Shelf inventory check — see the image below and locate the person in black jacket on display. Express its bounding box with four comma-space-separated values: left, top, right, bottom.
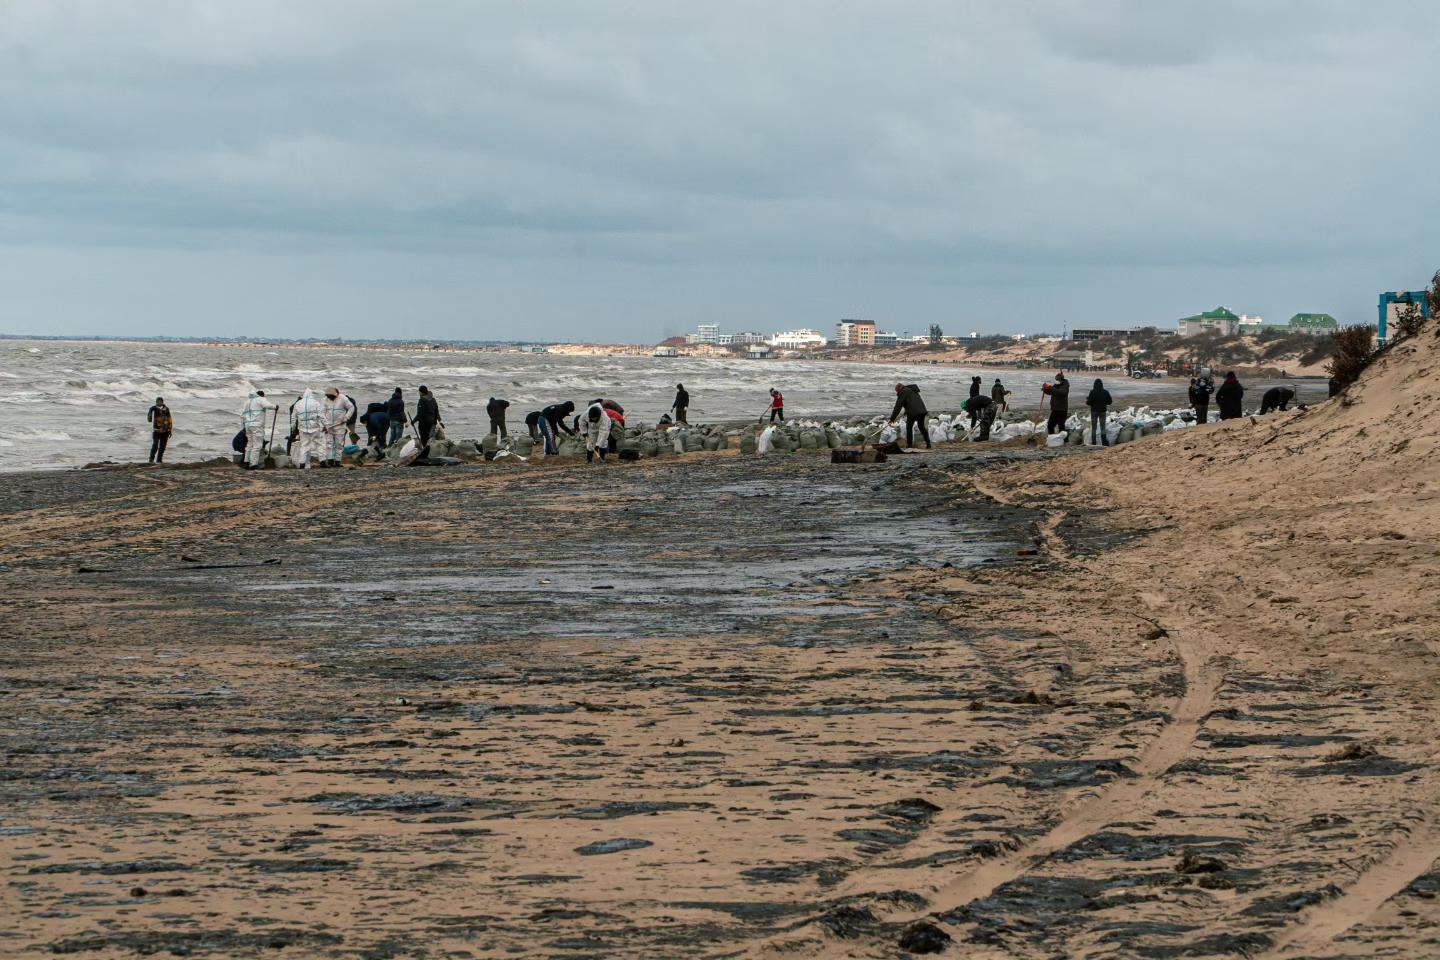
360, 402, 390, 449
487, 397, 509, 439
1085, 378, 1113, 446
967, 376, 983, 428
385, 388, 407, 446
1216, 372, 1244, 420
962, 394, 996, 440
542, 401, 577, 452
415, 385, 441, 446
888, 383, 931, 449
1259, 386, 1295, 414
1044, 372, 1070, 435
672, 384, 689, 425
1190, 376, 1214, 424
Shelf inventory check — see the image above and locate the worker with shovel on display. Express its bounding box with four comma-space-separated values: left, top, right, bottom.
888, 382, 931, 449
239, 390, 277, 470
766, 388, 785, 423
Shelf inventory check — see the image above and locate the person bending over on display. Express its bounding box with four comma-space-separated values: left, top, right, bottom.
889, 382, 931, 449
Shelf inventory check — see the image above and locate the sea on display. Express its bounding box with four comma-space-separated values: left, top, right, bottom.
0, 339, 1321, 472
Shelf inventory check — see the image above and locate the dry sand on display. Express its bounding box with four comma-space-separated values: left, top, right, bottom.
1, 325, 1437, 959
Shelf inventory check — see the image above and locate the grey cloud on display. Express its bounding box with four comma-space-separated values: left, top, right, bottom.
0, 0, 1436, 340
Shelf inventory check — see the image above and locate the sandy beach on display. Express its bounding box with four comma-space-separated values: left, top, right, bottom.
1, 326, 1437, 958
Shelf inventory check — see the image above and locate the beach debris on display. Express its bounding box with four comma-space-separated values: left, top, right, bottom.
1176, 850, 1228, 874
815, 905, 877, 938
897, 921, 952, 954
574, 838, 652, 856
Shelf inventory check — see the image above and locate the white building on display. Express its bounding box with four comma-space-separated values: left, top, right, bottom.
770, 328, 829, 349
874, 331, 900, 347
731, 331, 769, 346
686, 323, 720, 345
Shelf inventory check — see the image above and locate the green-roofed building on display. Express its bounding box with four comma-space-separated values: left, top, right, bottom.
1178, 306, 1242, 338
1288, 313, 1339, 333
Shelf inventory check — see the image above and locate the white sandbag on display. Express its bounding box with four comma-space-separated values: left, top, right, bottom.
879, 424, 899, 444
397, 439, 421, 466
1045, 432, 1067, 448
757, 426, 776, 456
929, 424, 951, 444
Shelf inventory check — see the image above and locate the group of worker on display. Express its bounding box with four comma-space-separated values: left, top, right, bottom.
151, 371, 1304, 467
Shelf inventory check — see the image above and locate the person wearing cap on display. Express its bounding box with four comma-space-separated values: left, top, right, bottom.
888, 382, 931, 449
322, 386, 355, 466
990, 378, 1010, 412
239, 390, 277, 469
146, 397, 173, 464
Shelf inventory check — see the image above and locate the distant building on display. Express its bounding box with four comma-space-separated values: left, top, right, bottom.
1378, 292, 1429, 346
1178, 307, 1242, 337
653, 346, 679, 358
686, 323, 720, 345
770, 328, 829, 349
731, 331, 769, 346
1072, 327, 1140, 342
1288, 312, 1339, 333
874, 330, 900, 347
746, 344, 772, 359
836, 319, 877, 348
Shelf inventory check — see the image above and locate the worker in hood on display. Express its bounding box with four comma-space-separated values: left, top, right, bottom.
1216, 372, 1245, 420
1043, 372, 1070, 435
487, 397, 510, 439
414, 385, 441, 448
290, 388, 326, 469
1085, 378, 1113, 446
1259, 385, 1295, 414
360, 401, 390, 450
990, 378, 1010, 412
888, 383, 931, 449
322, 386, 356, 466
672, 384, 689, 425
584, 403, 615, 462
962, 394, 996, 441
541, 401, 575, 454
385, 388, 408, 446
146, 397, 172, 464
239, 390, 277, 469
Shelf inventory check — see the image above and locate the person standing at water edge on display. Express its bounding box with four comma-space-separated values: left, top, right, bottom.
672, 384, 689, 425
991, 378, 1010, 412
768, 388, 785, 422
322, 387, 355, 465
415, 386, 440, 448
487, 397, 510, 439
1085, 378, 1113, 447
967, 376, 983, 429
240, 390, 276, 468
385, 388, 407, 446
290, 388, 325, 469
1190, 377, 1213, 424
1216, 372, 1245, 420
1044, 372, 1070, 435
889, 382, 931, 449
146, 397, 172, 464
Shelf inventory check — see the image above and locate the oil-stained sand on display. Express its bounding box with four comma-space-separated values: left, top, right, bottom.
1, 429, 1437, 957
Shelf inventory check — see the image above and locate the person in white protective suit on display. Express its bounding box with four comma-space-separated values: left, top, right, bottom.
239, 390, 277, 469
290, 388, 326, 469
583, 403, 614, 462
322, 386, 356, 466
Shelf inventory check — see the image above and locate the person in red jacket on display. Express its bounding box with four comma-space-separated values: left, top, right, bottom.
768, 388, 785, 423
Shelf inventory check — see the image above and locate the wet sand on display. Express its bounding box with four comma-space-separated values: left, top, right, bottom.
1, 440, 1436, 958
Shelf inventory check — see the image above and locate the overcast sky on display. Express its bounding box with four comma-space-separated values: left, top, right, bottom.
1, 1, 1436, 342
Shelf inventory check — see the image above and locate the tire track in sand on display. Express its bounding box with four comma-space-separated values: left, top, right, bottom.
1261, 810, 1438, 958
750, 479, 1224, 955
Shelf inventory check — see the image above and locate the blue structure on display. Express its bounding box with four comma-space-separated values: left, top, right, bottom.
1378, 291, 1431, 346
